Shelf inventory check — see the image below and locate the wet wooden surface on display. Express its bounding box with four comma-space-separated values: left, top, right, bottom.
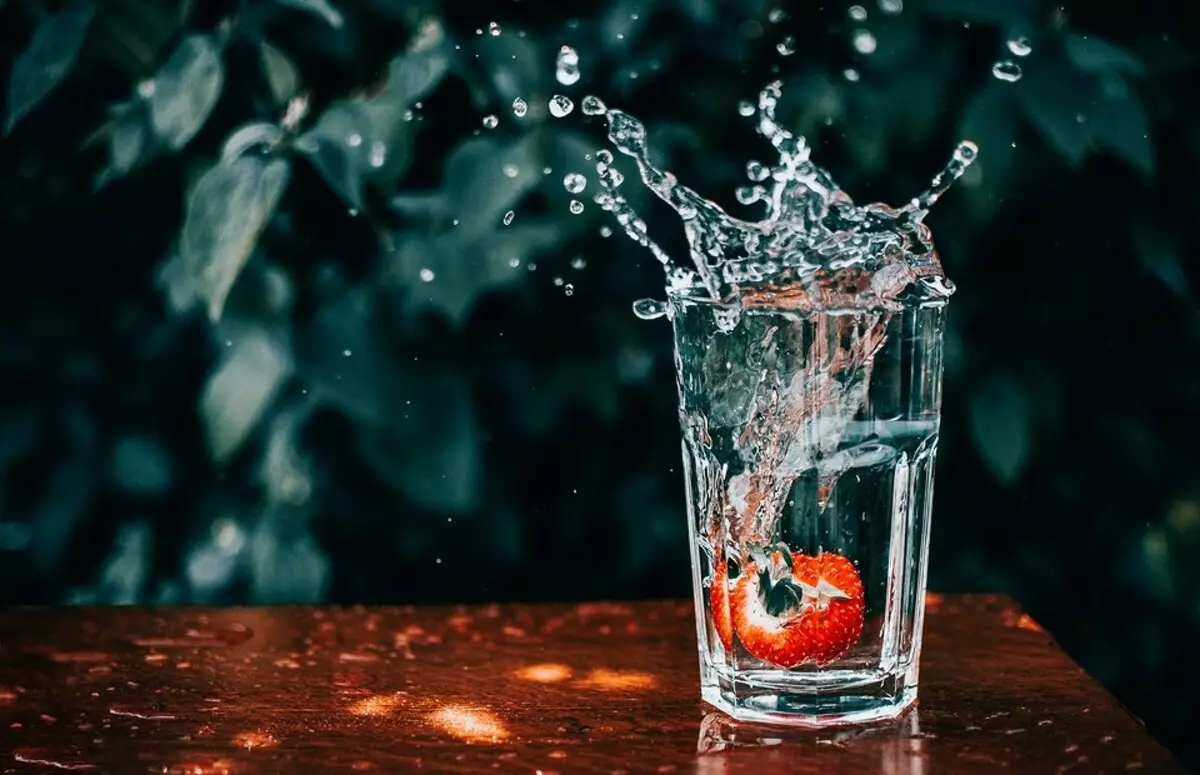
0, 595, 1185, 774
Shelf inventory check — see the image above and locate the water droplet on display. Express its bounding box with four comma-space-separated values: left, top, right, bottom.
776, 35, 796, 56
735, 186, 761, 205
596, 149, 614, 165
843, 68, 861, 82
599, 225, 613, 238
549, 95, 575, 118
581, 95, 608, 116
503, 164, 519, 178
347, 133, 363, 148
343, 349, 353, 357
137, 79, 155, 98
991, 60, 1022, 82
553, 276, 564, 287
738, 100, 756, 117
571, 256, 587, 269
556, 45, 581, 86
482, 114, 499, 129
849, 4, 868, 21
878, 0, 903, 14
503, 210, 515, 226
569, 199, 585, 214
508, 257, 521, 268
745, 161, 769, 182
632, 298, 667, 320
527, 262, 537, 271
419, 268, 435, 282
512, 98, 528, 117
487, 21, 501, 36
563, 172, 587, 194
369, 141, 386, 168
768, 8, 787, 23
853, 30, 877, 55
564, 283, 575, 296
1007, 36, 1032, 57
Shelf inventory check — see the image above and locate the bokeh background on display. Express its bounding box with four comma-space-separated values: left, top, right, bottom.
2, 0, 1197, 764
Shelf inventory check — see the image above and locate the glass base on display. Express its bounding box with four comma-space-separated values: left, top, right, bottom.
702, 667, 917, 727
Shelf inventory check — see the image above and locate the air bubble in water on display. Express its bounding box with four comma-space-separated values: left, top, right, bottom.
512, 98, 528, 117
1007, 36, 1032, 57
632, 299, 667, 320
569, 199, 585, 214
556, 45, 581, 86
776, 36, 796, 56
549, 95, 575, 118
482, 114, 499, 129
878, 0, 903, 13
503, 210, 515, 226
487, 21, 501, 36
738, 100, 755, 117
991, 60, 1022, 82
503, 164, 519, 178
581, 95, 607, 116
419, 268, 435, 282
563, 172, 587, 193
849, 4, 868, 21
853, 30, 877, 55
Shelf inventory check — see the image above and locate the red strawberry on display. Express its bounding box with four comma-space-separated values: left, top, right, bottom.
730, 546, 864, 668
709, 558, 734, 653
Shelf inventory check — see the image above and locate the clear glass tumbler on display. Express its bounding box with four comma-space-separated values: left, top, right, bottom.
672, 290, 947, 725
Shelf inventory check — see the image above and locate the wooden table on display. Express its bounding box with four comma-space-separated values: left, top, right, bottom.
0, 595, 1185, 774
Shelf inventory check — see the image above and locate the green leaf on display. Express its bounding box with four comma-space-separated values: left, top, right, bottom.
93, 103, 152, 189
221, 122, 285, 163
382, 18, 452, 105
5, 4, 95, 134
248, 517, 329, 603
270, 0, 344, 29
1065, 33, 1144, 76
147, 35, 225, 150
968, 377, 1032, 485
259, 41, 300, 105
475, 27, 546, 106
443, 135, 541, 241
1091, 79, 1154, 175
294, 100, 373, 210
1013, 62, 1095, 166
200, 326, 292, 462
180, 156, 291, 321
914, 0, 1038, 25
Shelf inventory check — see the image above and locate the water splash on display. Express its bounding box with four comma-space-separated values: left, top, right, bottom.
512, 98, 528, 117
591, 81, 977, 311
556, 46, 581, 86
549, 95, 575, 118
992, 60, 1023, 82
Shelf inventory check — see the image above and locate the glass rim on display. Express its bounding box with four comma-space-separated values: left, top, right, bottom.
664, 288, 952, 314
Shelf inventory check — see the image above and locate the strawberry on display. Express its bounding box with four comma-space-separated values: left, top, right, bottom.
709, 557, 734, 653
730, 545, 864, 668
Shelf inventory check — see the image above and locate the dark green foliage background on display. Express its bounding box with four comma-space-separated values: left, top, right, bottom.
1, 0, 1197, 763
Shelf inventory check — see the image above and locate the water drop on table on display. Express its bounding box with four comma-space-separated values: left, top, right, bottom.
512, 98, 528, 117
853, 30, 877, 55
1007, 36, 1032, 56
569, 199, 585, 214
992, 60, 1022, 82
556, 45, 581, 86
549, 95, 575, 118
632, 299, 667, 320
563, 173, 587, 193
482, 114, 499, 129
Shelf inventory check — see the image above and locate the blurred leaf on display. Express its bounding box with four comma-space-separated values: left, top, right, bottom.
444, 135, 541, 241
93, 103, 152, 189
1091, 79, 1154, 175
259, 41, 300, 105
358, 375, 480, 513
914, 0, 1037, 24
475, 27, 546, 107
249, 516, 329, 603
4, 4, 95, 134
110, 436, 173, 495
968, 377, 1032, 485
259, 405, 313, 507
1065, 33, 1144, 76
179, 156, 291, 321
270, 0, 344, 29
200, 327, 292, 462
1014, 62, 1094, 166
1133, 228, 1187, 299
221, 121, 285, 163
294, 100, 373, 210
94, 522, 152, 605
381, 18, 452, 105
147, 35, 225, 150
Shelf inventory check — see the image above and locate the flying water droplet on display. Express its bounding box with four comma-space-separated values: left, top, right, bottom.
776, 36, 796, 56
553, 276, 564, 287
347, 133, 363, 148
632, 299, 667, 320
564, 283, 575, 296
1007, 36, 1032, 57
512, 98, 528, 117
503, 164, 519, 178
563, 173, 587, 194
738, 100, 756, 117
507, 257, 521, 268
503, 210, 515, 226
419, 268, 435, 282
487, 21, 501, 36
369, 141, 386, 168
745, 161, 769, 182
849, 4, 868, 21
991, 60, 1022, 82
581, 95, 608, 116
599, 225, 613, 238
571, 256, 587, 269
853, 30, 877, 55
768, 8, 787, 23
556, 45, 581, 86
482, 114, 499, 129
549, 95, 575, 118
569, 199, 585, 214
878, 0, 903, 14
844, 68, 861, 82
